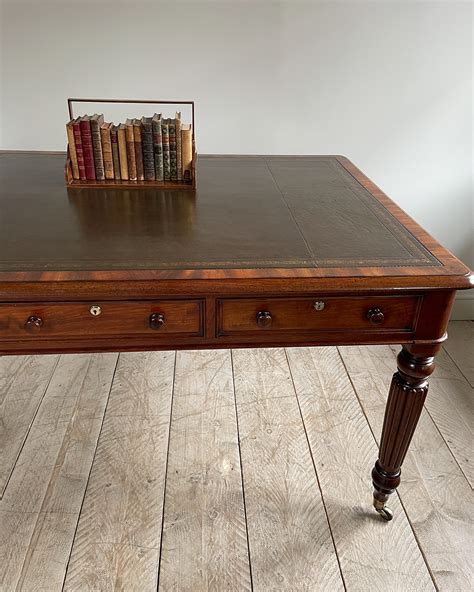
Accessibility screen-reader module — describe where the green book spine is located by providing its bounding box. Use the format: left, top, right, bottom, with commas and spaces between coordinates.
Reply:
169, 118, 177, 181
152, 115, 164, 181
141, 117, 155, 181
175, 113, 182, 181
162, 119, 170, 181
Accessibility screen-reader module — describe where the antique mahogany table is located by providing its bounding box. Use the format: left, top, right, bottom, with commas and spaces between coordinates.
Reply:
0, 152, 472, 521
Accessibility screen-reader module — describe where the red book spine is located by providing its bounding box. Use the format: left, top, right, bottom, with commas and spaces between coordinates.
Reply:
79, 119, 96, 180
72, 120, 86, 180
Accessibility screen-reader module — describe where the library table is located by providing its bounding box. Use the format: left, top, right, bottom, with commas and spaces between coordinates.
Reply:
0, 152, 472, 520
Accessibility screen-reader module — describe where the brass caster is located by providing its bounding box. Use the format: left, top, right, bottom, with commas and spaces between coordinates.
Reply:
376, 506, 393, 521
373, 498, 393, 521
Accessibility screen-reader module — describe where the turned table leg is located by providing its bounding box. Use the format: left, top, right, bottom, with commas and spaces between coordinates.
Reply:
371, 343, 439, 521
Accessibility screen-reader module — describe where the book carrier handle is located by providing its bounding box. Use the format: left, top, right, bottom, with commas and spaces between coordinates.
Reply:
65, 98, 196, 189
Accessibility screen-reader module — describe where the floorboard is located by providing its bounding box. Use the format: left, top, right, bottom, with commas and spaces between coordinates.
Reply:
63, 351, 174, 592
445, 321, 474, 387
158, 349, 251, 592
232, 348, 344, 592
0, 355, 59, 497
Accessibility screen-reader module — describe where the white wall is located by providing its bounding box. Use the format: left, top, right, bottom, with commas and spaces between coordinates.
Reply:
1, 0, 472, 318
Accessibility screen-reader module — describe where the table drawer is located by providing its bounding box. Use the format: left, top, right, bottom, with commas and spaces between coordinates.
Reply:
217, 295, 421, 336
0, 300, 204, 339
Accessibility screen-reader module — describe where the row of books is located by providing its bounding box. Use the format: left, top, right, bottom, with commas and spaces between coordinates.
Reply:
66, 113, 193, 183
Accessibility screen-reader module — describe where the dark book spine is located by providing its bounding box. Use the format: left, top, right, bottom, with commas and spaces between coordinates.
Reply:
175, 116, 182, 181
90, 118, 105, 180
79, 119, 96, 180
152, 119, 163, 181
142, 121, 155, 181
134, 124, 144, 181
72, 120, 86, 180
169, 119, 178, 181
162, 120, 170, 181
111, 128, 121, 181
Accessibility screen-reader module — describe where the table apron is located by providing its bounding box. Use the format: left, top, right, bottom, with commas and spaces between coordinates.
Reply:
0, 289, 456, 355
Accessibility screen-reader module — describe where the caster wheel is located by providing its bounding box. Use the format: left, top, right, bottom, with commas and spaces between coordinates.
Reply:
376, 506, 393, 521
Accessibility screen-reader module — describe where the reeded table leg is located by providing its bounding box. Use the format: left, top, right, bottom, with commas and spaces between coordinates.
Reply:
371, 343, 439, 520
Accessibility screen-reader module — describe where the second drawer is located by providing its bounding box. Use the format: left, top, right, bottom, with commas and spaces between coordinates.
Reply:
217, 295, 421, 336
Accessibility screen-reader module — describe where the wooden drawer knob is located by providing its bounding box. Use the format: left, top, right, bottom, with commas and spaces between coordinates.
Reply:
367, 308, 385, 325
256, 310, 272, 328
149, 312, 165, 330
24, 315, 43, 333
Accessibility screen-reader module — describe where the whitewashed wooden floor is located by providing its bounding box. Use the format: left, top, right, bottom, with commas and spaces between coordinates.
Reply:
0, 321, 472, 592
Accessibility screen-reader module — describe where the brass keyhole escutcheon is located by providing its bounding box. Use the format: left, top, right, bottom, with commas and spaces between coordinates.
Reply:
90, 305, 102, 317
313, 301, 325, 311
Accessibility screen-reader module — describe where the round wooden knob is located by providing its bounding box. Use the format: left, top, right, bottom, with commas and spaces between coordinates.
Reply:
256, 310, 272, 328
24, 315, 43, 333
149, 312, 165, 330
367, 308, 385, 325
